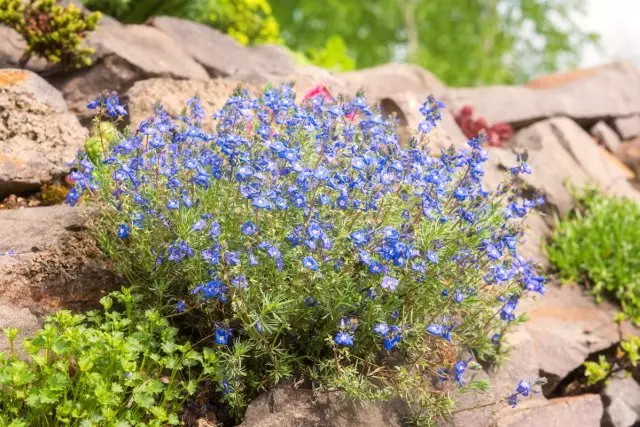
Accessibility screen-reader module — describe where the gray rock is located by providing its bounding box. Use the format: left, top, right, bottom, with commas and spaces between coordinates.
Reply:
0, 303, 39, 354
604, 398, 638, 427
377, 92, 469, 151
0, 205, 122, 319
592, 121, 622, 154
603, 373, 640, 427
496, 117, 639, 219
126, 77, 256, 130
0, 69, 87, 196
492, 394, 603, 427
148, 16, 319, 90
51, 23, 209, 120
148, 16, 255, 78
339, 63, 447, 101
239, 385, 405, 427
445, 62, 640, 128
546, 117, 638, 201
618, 137, 640, 178
614, 115, 640, 140
519, 284, 637, 391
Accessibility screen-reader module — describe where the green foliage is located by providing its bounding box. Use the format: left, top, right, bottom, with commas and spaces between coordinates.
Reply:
81, 0, 280, 45
584, 355, 610, 385
204, 0, 281, 45
547, 188, 640, 324
85, 120, 122, 166
270, 0, 598, 86
305, 35, 356, 71
0, 290, 213, 426
0, 0, 101, 69
583, 335, 640, 385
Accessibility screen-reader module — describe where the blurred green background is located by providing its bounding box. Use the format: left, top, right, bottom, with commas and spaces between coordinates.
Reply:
79, 0, 599, 86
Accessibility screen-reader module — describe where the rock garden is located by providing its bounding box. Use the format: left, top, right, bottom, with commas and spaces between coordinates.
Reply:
1, 1, 640, 426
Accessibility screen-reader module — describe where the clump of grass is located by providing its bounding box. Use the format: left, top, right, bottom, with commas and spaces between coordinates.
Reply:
547, 188, 640, 324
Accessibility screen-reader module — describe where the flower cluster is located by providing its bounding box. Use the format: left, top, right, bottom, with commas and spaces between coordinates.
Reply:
68, 83, 544, 422
455, 105, 513, 147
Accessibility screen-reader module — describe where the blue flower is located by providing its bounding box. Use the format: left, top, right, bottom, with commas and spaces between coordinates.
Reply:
427, 323, 453, 341
426, 250, 439, 264
350, 230, 370, 247
241, 221, 257, 236
516, 380, 531, 397
166, 199, 179, 210
380, 276, 399, 291
334, 331, 354, 347
176, 300, 186, 313
117, 223, 130, 239
302, 256, 319, 271
210, 221, 221, 238
215, 326, 231, 345
454, 360, 467, 386
373, 323, 389, 336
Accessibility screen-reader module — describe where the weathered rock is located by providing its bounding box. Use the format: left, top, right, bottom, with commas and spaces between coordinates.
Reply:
604, 398, 638, 427
377, 92, 469, 150
591, 121, 622, 154
618, 137, 640, 178
126, 77, 257, 130
602, 373, 640, 427
147, 16, 339, 96
148, 16, 258, 78
239, 386, 405, 427
446, 62, 640, 129
545, 117, 638, 201
521, 283, 637, 391
339, 63, 446, 100
337, 64, 464, 149
495, 117, 639, 219
0, 205, 121, 319
50, 23, 209, 120
614, 115, 640, 140
493, 394, 603, 427
0, 69, 87, 197
0, 303, 39, 354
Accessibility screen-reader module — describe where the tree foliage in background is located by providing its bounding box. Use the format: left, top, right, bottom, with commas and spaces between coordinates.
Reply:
80, 0, 280, 45
0, 0, 100, 69
270, 0, 598, 85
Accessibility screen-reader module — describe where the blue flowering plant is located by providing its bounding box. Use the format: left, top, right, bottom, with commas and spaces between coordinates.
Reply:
67, 84, 544, 423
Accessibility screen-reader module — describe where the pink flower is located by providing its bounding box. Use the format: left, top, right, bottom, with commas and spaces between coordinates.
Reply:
303, 84, 333, 103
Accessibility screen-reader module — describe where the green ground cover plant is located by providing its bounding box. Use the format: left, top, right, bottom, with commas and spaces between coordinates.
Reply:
547, 188, 640, 324
0, 290, 216, 426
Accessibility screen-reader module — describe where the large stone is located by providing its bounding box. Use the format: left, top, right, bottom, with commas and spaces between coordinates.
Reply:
493, 394, 603, 427
0, 303, 39, 354
339, 63, 446, 101
445, 62, 640, 129
545, 117, 638, 201
239, 385, 405, 427
148, 16, 264, 78
618, 137, 640, 178
0, 206, 121, 319
614, 115, 640, 140
377, 92, 469, 151
147, 16, 339, 96
126, 78, 256, 130
591, 121, 622, 154
0, 69, 87, 197
495, 117, 639, 219
602, 373, 640, 427
337, 64, 463, 148
520, 283, 637, 390
50, 23, 209, 121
